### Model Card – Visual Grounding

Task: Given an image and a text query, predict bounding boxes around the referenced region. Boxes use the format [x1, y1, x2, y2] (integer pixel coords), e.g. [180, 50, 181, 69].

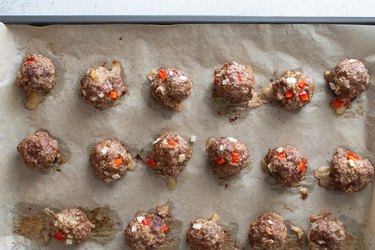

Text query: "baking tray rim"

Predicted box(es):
[1, 15, 375, 24]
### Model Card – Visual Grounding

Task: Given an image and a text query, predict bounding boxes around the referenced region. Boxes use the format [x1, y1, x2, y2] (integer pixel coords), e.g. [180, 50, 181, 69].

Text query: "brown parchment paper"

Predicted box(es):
[0, 23, 374, 250]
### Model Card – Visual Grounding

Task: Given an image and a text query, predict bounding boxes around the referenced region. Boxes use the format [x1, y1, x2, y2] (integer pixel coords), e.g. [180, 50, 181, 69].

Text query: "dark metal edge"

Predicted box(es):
[1, 15, 375, 25]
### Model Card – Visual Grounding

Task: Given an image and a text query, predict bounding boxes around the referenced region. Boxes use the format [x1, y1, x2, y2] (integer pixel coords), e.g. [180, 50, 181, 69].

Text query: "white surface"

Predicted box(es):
[0, 0, 375, 17]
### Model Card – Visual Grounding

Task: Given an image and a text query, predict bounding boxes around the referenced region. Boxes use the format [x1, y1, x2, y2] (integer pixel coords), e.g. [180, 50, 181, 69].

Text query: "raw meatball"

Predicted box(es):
[307, 211, 346, 250]
[124, 206, 171, 249]
[17, 131, 61, 170]
[263, 146, 307, 186]
[147, 132, 192, 178]
[148, 67, 192, 112]
[270, 71, 315, 110]
[248, 212, 288, 250]
[325, 59, 370, 100]
[186, 217, 226, 249]
[16, 53, 56, 94]
[80, 61, 127, 110]
[89, 139, 136, 183]
[16, 53, 56, 109]
[206, 136, 250, 178]
[329, 148, 374, 192]
[213, 61, 255, 103]
[48, 208, 94, 245]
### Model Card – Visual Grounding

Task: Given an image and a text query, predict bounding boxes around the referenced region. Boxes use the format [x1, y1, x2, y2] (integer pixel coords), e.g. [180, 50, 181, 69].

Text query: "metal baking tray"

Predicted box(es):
[1, 15, 375, 24]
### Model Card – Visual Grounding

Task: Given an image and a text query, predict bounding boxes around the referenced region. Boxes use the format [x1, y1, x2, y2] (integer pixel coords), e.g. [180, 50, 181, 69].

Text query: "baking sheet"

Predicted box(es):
[3, 15, 375, 24]
[0, 23, 374, 249]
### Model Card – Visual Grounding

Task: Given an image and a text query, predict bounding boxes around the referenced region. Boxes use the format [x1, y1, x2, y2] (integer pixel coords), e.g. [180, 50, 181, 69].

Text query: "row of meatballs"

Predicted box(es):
[17, 130, 374, 193]
[17, 53, 371, 115]
[38, 205, 350, 250]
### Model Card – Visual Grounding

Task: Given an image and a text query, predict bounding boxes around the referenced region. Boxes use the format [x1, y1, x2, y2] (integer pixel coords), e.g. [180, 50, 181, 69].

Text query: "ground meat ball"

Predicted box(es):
[263, 146, 307, 186]
[17, 131, 61, 170]
[16, 53, 56, 109]
[124, 207, 170, 249]
[206, 136, 250, 178]
[80, 61, 127, 110]
[147, 132, 192, 177]
[271, 71, 315, 110]
[329, 148, 374, 192]
[148, 67, 192, 112]
[248, 212, 287, 250]
[89, 139, 136, 183]
[307, 212, 346, 250]
[49, 208, 94, 245]
[16, 53, 56, 94]
[325, 59, 370, 100]
[213, 61, 255, 103]
[186, 218, 226, 249]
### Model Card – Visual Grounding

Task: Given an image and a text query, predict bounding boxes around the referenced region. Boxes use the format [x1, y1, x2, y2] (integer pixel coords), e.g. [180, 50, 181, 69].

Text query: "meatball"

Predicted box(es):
[147, 132, 193, 178]
[47, 208, 94, 245]
[80, 61, 127, 110]
[307, 211, 346, 250]
[329, 148, 374, 192]
[89, 139, 136, 183]
[148, 67, 192, 112]
[16, 53, 56, 109]
[248, 212, 288, 250]
[270, 71, 315, 110]
[262, 146, 307, 186]
[206, 136, 250, 178]
[186, 216, 226, 250]
[213, 61, 255, 103]
[326, 59, 370, 115]
[17, 131, 62, 170]
[325, 59, 370, 100]
[124, 206, 171, 249]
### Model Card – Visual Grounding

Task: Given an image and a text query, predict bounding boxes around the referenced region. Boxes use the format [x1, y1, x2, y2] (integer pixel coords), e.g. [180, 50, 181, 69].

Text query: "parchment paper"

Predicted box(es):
[0, 23, 374, 250]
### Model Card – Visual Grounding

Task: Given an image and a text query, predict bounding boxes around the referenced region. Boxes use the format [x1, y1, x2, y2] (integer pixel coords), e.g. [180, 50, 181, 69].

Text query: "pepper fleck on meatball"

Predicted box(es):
[17, 131, 62, 170]
[213, 61, 255, 103]
[124, 205, 171, 249]
[270, 71, 315, 110]
[89, 139, 136, 183]
[186, 216, 226, 250]
[16, 53, 56, 109]
[307, 211, 346, 250]
[148, 67, 193, 112]
[262, 146, 307, 186]
[80, 61, 127, 110]
[206, 136, 250, 178]
[248, 212, 288, 250]
[329, 148, 374, 192]
[326, 59, 370, 115]
[147, 132, 193, 178]
[47, 208, 94, 245]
